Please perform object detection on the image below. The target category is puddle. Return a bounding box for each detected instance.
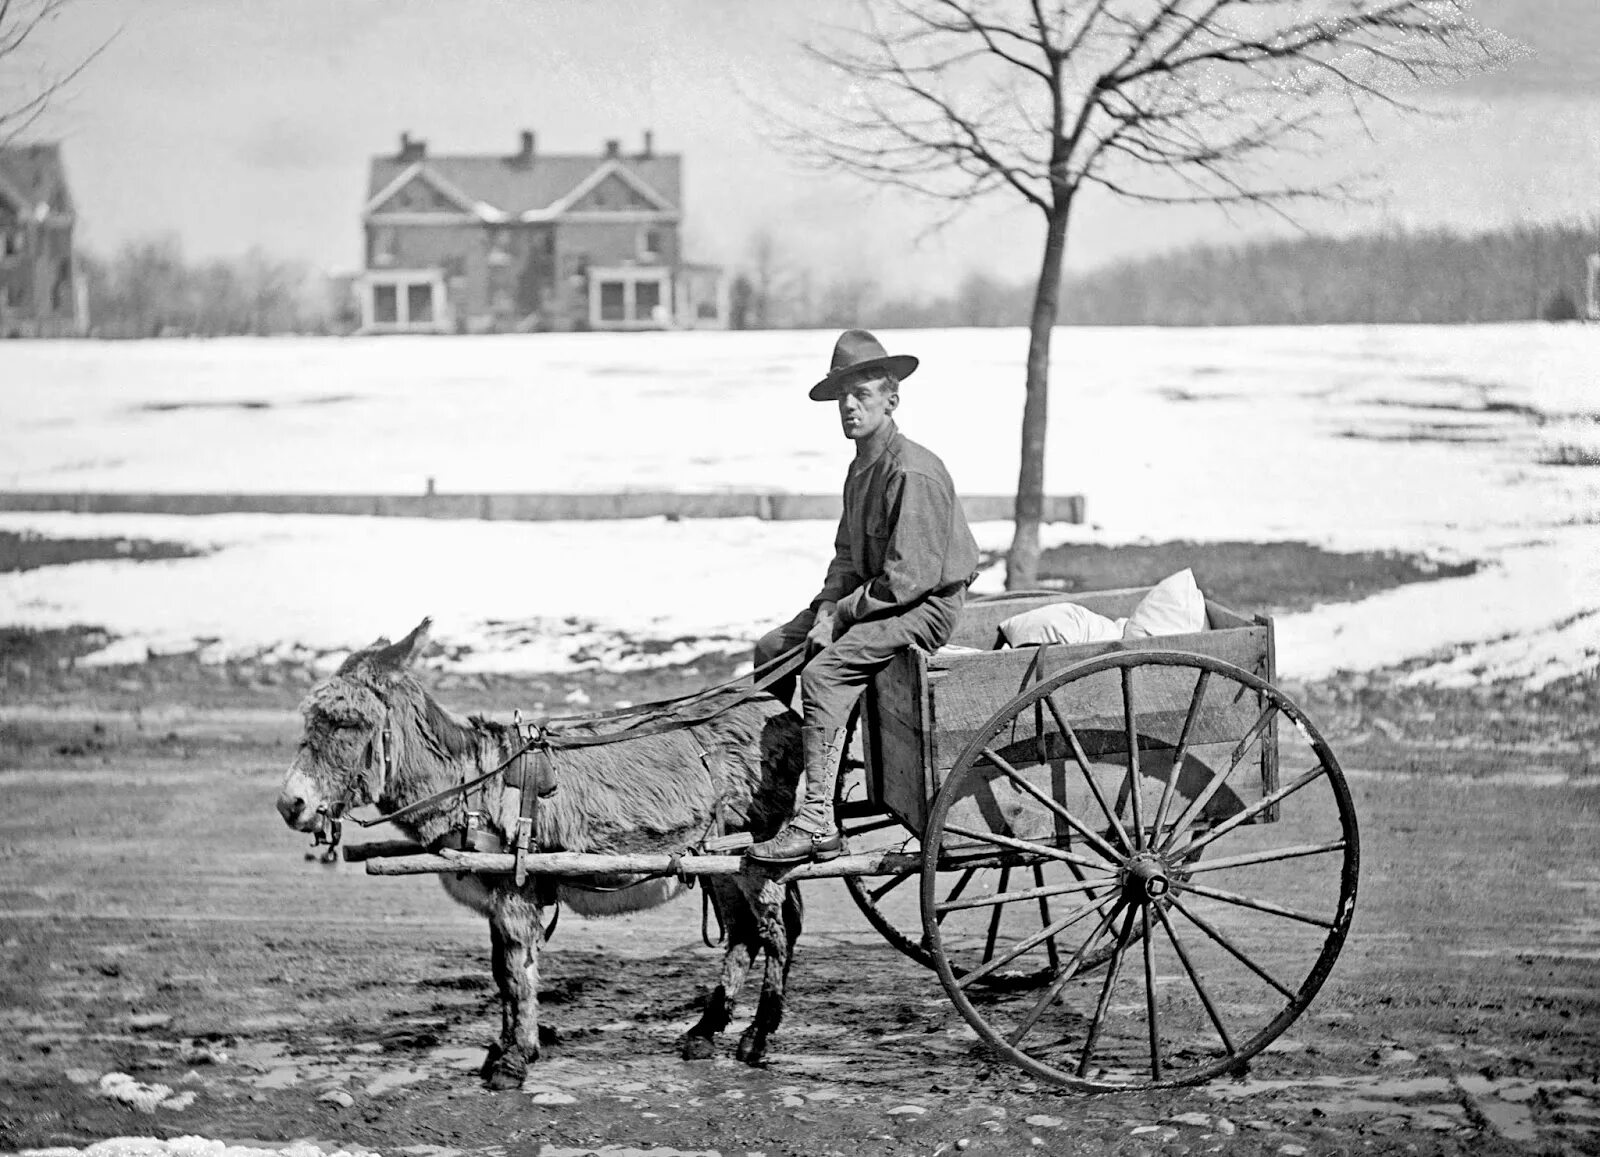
[231,1041,290,1071]
[366,1066,432,1095]
[252,1065,300,1090]
[1456,1074,1538,1142]
[18,1142,380,1157]
[426,1046,483,1071]
[1209,1070,1600,1147]
[539,1148,723,1157]
[1206,1075,1455,1101]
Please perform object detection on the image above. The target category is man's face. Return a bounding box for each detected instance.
[837,374,898,442]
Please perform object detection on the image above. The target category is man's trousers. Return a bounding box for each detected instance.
[754,588,967,731]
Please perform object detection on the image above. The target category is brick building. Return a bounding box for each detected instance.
[0,143,82,338]
[357,130,726,334]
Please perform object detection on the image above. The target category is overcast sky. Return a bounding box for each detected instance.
[17,0,1600,294]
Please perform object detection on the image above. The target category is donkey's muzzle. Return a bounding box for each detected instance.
[277,790,309,827]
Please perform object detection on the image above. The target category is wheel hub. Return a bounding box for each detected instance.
[1120,852,1171,902]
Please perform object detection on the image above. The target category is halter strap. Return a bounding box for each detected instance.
[343,643,806,831]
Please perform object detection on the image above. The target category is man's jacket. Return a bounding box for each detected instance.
[814,423,981,624]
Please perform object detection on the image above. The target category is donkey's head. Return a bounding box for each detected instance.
[276,618,432,833]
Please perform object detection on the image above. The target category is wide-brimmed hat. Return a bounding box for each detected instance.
[808,329,919,401]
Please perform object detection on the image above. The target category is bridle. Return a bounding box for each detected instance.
[309,714,396,861]
[306,643,808,865]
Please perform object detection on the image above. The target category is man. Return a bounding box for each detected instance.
[749,330,980,865]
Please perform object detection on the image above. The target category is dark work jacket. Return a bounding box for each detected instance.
[814,422,981,625]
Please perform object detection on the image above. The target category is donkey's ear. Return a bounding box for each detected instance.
[335,635,392,676]
[369,617,433,674]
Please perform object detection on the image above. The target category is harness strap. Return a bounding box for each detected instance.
[348,643,805,840]
[347,644,805,831]
[514,731,548,887]
[540,641,805,730]
[539,644,805,748]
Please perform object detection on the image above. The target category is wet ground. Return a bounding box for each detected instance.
[1,690,1597,1157]
[3,538,1598,1156]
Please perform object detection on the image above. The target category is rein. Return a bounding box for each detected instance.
[332,643,806,836]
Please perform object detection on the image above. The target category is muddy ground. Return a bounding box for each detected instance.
[2,541,1598,1157]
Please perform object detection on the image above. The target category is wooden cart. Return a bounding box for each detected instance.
[835,586,1359,1090]
[367,585,1360,1092]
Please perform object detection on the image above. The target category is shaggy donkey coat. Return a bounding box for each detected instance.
[276,619,806,1089]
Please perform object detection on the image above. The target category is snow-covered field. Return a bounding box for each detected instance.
[1,324,1596,686]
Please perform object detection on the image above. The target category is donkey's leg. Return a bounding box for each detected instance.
[737,879,804,1066]
[485,893,544,1090]
[481,919,514,1080]
[682,879,759,1061]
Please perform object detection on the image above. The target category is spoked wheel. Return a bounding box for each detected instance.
[921,649,1359,1090]
[837,709,1121,989]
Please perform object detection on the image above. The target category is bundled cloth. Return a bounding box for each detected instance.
[998,569,1208,648]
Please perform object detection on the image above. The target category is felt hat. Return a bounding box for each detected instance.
[808,329,919,401]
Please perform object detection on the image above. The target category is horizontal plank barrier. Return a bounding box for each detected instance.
[364,847,929,880]
[0,490,1084,524]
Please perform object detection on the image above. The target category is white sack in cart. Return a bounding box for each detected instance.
[996,567,1207,647]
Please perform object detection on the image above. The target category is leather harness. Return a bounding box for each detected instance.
[330,644,806,885]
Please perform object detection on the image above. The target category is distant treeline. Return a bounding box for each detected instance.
[80,235,336,338]
[76,219,1596,338]
[737,219,1598,329]
[1058,221,1596,326]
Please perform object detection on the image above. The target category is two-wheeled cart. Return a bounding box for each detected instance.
[362,586,1359,1092]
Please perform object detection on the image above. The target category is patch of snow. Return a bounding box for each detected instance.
[1,326,1596,688]
[18,1143,381,1157]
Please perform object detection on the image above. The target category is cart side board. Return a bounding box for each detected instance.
[866,589,1280,836]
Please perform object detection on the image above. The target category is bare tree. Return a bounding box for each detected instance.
[747,229,784,328]
[794,0,1522,587]
[0,0,109,143]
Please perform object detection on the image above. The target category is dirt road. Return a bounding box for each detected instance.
[2,699,1597,1157]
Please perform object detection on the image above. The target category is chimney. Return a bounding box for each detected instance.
[514,130,536,166]
[604,138,620,159]
[640,130,654,159]
[398,131,426,162]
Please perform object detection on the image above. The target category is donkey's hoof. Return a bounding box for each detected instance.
[479,1042,504,1080]
[485,1047,531,1090]
[735,1027,768,1066]
[680,1033,717,1061]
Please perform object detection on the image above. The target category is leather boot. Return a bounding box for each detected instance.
[748,725,845,864]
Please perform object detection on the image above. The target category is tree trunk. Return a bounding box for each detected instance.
[1005,201,1071,590]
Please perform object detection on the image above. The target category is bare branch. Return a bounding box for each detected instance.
[0,0,115,144]
[773,0,1528,590]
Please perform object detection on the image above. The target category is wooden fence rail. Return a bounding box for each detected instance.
[0,491,1085,524]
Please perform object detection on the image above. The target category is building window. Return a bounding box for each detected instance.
[599,281,626,322]
[407,283,433,323]
[635,279,661,318]
[372,228,397,267]
[639,228,662,259]
[52,260,72,313]
[373,284,398,323]
[487,228,512,268]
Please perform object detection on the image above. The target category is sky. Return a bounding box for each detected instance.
[12,0,1600,295]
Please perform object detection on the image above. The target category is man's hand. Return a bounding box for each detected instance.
[807,603,842,653]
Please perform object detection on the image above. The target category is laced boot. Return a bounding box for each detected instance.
[748,724,846,865]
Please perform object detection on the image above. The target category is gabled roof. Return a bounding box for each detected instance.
[365,149,681,222]
[0,142,74,219]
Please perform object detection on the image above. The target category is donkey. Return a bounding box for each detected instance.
[275,618,808,1089]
